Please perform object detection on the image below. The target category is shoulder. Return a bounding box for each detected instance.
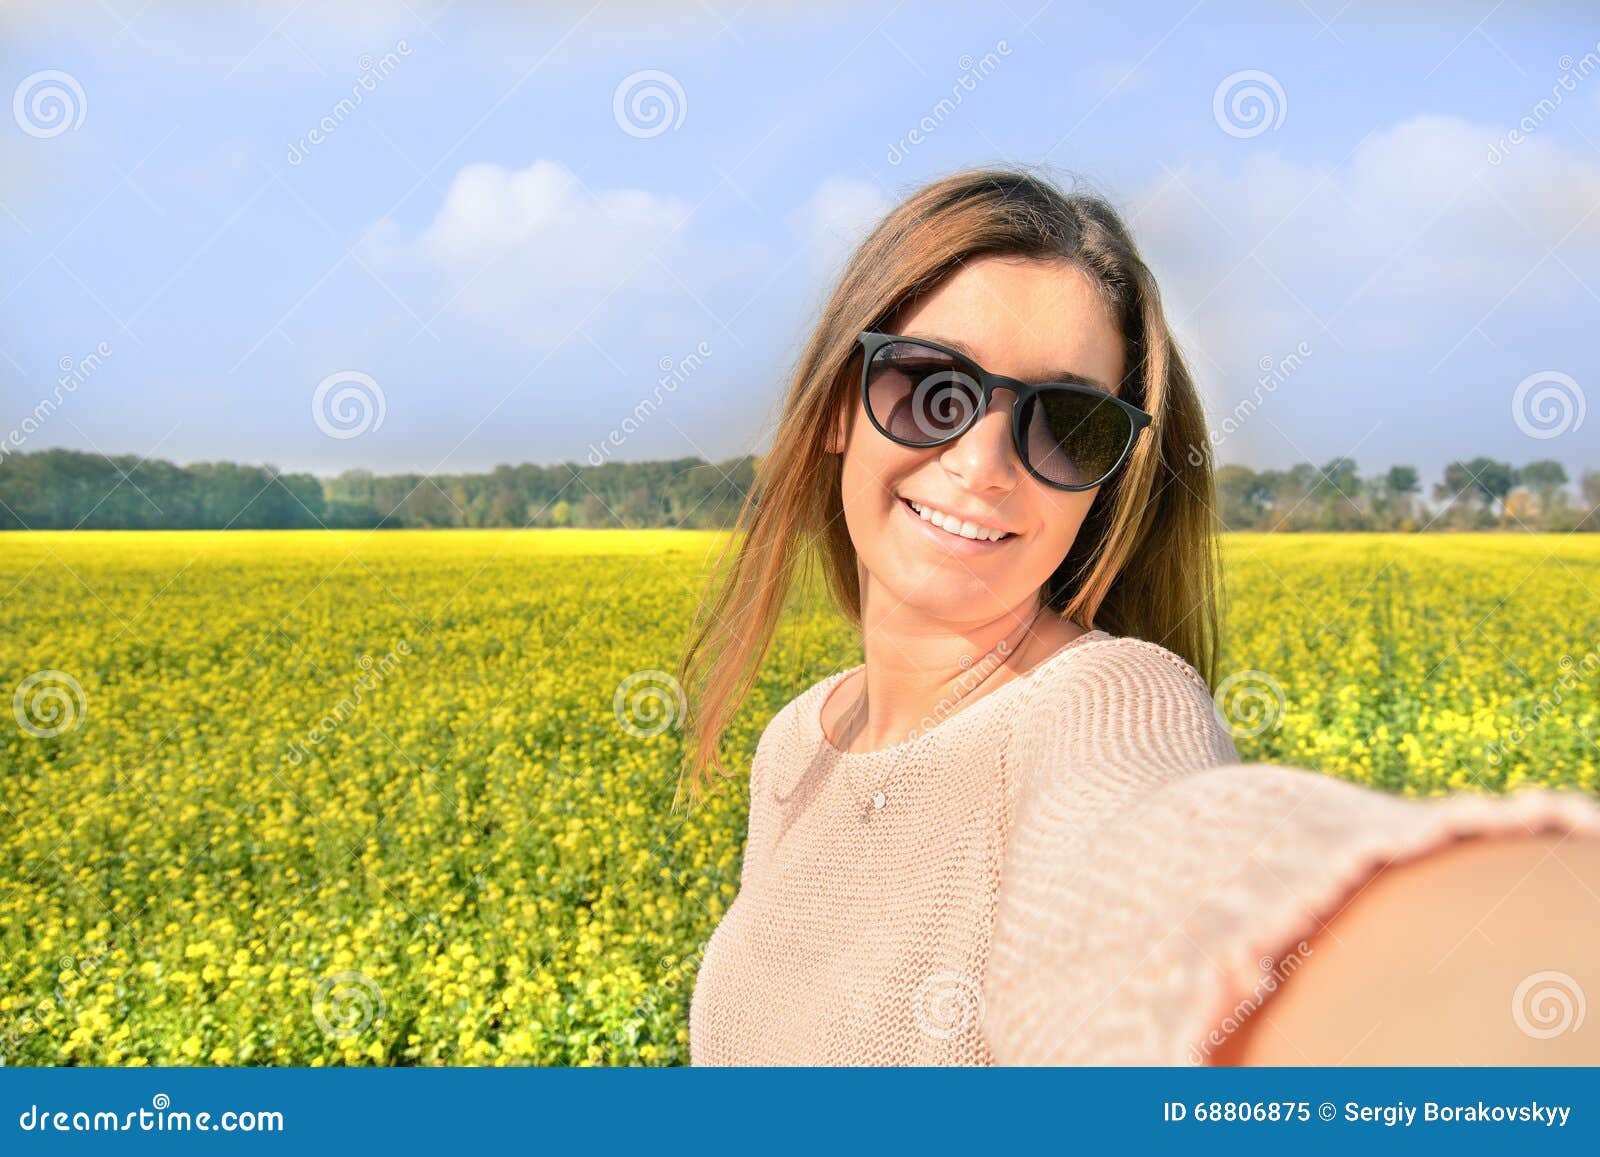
[744,693,799,797]
[745,666,851,796]
[735,674,837,886]
[1028,631,1214,697]
[1008,633,1240,800]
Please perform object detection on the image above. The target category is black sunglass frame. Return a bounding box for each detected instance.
[855,330,1154,492]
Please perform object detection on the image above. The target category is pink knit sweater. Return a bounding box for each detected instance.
[688,630,1600,1065]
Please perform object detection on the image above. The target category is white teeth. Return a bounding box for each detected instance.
[907,500,1009,542]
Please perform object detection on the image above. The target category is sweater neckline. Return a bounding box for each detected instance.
[810,628,1114,761]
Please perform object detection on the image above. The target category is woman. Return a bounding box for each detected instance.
[675,166,1600,1066]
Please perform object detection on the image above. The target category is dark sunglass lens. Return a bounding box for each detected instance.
[1021,391,1133,487]
[866,343,982,445]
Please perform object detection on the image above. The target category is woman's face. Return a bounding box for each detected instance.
[833,255,1128,625]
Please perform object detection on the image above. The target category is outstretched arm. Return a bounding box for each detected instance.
[1208,830,1600,1065]
[983,637,1600,1066]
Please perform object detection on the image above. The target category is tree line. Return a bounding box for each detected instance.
[0,449,754,530]
[1219,457,1598,532]
[0,447,1593,532]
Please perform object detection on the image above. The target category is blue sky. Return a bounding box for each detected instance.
[1,0,1596,485]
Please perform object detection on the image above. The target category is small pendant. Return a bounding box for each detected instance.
[860,790,886,823]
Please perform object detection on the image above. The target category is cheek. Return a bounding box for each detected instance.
[840,414,912,511]
[837,437,885,550]
[1029,490,1096,559]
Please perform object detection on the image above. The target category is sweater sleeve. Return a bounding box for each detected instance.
[983,642,1600,1066]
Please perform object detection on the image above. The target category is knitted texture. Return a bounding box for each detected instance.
[688,631,1600,1065]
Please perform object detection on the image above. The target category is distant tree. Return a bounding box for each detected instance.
[1385,465,1420,496]
[1435,458,1519,527]
[1313,458,1364,529]
[1517,460,1569,526]
[324,500,382,528]
[1580,470,1600,532]
[1460,457,1517,526]
[618,485,656,528]
[409,481,457,528]
[4,446,1593,534]
[1215,465,1270,530]
[1435,461,1471,503]
[489,484,522,526]
[1379,465,1420,529]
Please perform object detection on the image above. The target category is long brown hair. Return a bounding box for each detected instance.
[674,164,1225,805]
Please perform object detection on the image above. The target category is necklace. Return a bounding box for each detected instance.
[836,604,1049,825]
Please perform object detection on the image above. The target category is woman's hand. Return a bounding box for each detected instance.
[1210,831,1600,1064]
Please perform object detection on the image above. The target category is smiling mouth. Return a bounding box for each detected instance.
[902,498,1015,543]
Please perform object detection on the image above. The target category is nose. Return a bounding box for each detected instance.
[938,387,1021,491]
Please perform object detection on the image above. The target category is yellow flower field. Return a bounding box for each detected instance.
[1,530,1596,1066]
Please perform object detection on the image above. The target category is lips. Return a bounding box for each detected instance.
[905,498,1013,541]
[900,497,1016,544]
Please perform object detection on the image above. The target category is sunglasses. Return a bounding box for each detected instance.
[855,330,1153,492]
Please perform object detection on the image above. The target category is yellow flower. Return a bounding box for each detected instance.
[2,528,1592,1066]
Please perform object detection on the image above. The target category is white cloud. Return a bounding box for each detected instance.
[358,160,883,369]
[789,176,894,278]
[1122,112,1600,473]
[411,159,689,273]
[1128,112,1600,372]
[362,158,696,340]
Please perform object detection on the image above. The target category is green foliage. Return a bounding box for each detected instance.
[0,450,757,531]
[1,448,1592,533]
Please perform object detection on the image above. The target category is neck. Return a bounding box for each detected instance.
[836,582,1050,752]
